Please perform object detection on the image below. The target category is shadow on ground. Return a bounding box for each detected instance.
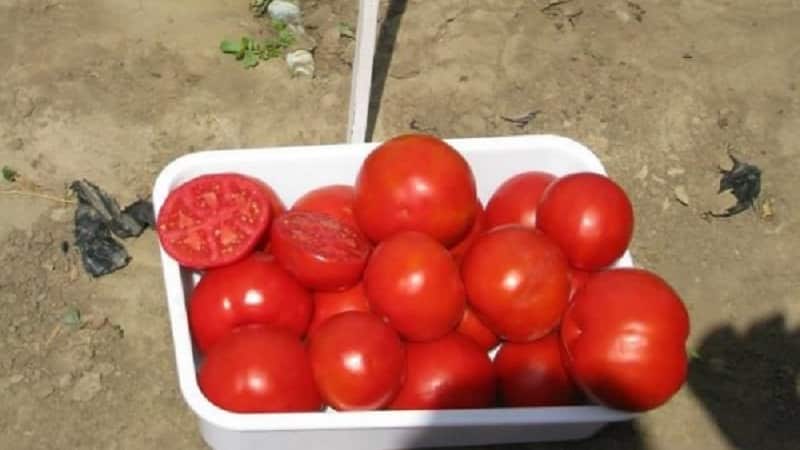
[686,314,800,450]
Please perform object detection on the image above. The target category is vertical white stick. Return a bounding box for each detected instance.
[346,0,381,144]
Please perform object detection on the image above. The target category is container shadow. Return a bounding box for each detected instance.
[365,0,408,141]
[403,419,646,450]
[686,314,800,450]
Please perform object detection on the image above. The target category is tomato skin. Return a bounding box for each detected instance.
[494,332,581,407]
[461,225,570,343]
[455,306,499,351]
[308,283,371,336]
[198,325,323,413]
[354,134,478,247]
[308,312,406,411]
[388,333,495,410]
[536,173,634,271]
[569,268,591,300]
[270,211,372,292]
[484,171,556,229]
[188,252,313,353]
[291,184,360,232]
[449,202,488,265]
[364,231,466,342]
[156,173,275,269]
[560,268,690,412]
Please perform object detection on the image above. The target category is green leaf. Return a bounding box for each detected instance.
[338,22,355,39]
[2,165,18,182]
[242,52,260,68]
[220,39,242,54]
[272,19,288,32]
[62,306,82,327]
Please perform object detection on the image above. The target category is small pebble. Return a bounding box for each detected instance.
[49,208,70,223]
[10,374,24,384]
[667,167,685,177]
[634,165,648,180]
[58,373,74,388]
[286,50,315,78]
[268,0,302,25]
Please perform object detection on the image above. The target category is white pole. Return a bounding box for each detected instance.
[346,0,381,144]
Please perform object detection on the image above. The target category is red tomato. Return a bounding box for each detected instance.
[449,201,488,265]
[308,283,371,335]
[156,173,275,269]
[456,306,499,351]
[291,184,360,232]
[308,312,406,411]
[270,211,371,291]
[364,231,466,341]
[461,225,570,343]
[569,268,591,300]
[484,171,556,229]
[536,172,634,271]
[188,252,313,353]
[354,134,478,247]
[388,333,495,410]
[494,332,581,407]
[560,268,690,412]
[198,325,323,413]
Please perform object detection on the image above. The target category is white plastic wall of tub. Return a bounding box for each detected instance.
[152,134,636,450]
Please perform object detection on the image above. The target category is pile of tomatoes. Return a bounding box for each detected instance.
[155,133,690,414]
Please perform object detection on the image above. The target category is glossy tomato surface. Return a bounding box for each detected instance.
[461,225,570,343]
[354,134,478,247]
[536,172,634,270]
[449,202,488,265]
[456,305,499,351]
[291,184,360,232]
[494,332,580,407]
[364,231,466,341]
[308,282,371,336]
[156,173,275,269]
[198,325,323,413]
[388,333,495,410]
[188,252,313,353]
[308,312,406,411]
[484,171,556,229]
[560,268,690,412]
[569,268,591,300]
[270,211,371,291]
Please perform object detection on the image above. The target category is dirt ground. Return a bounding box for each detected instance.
[1,0,798,449]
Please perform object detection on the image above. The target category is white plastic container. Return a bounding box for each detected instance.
[152,134,636,450]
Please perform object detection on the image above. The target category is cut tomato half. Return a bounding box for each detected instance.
[156,173,275,269]
[270,211,372,292]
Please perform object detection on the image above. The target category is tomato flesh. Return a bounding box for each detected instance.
[292,184,360,233]
[270,211,372,291]
[156,173,275,269]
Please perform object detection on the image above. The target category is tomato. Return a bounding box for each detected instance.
[291,184,360,232]
[449,201,488,265]
[156,173,275,269]
[308,311,406,411]
[188,252,313,353]
[494,332,581,407]
[388,333,495,410]
[455,306,499,351]
[484,171,556,229]
[270,211,371,291]
[461,225,570,343]
[364,231,466,341]
[354,133,478,247]
[308,282,371,336]
[198,325,323,413]
[569,267,591,300]
[536,172,634,271]
[560,268,690,412]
